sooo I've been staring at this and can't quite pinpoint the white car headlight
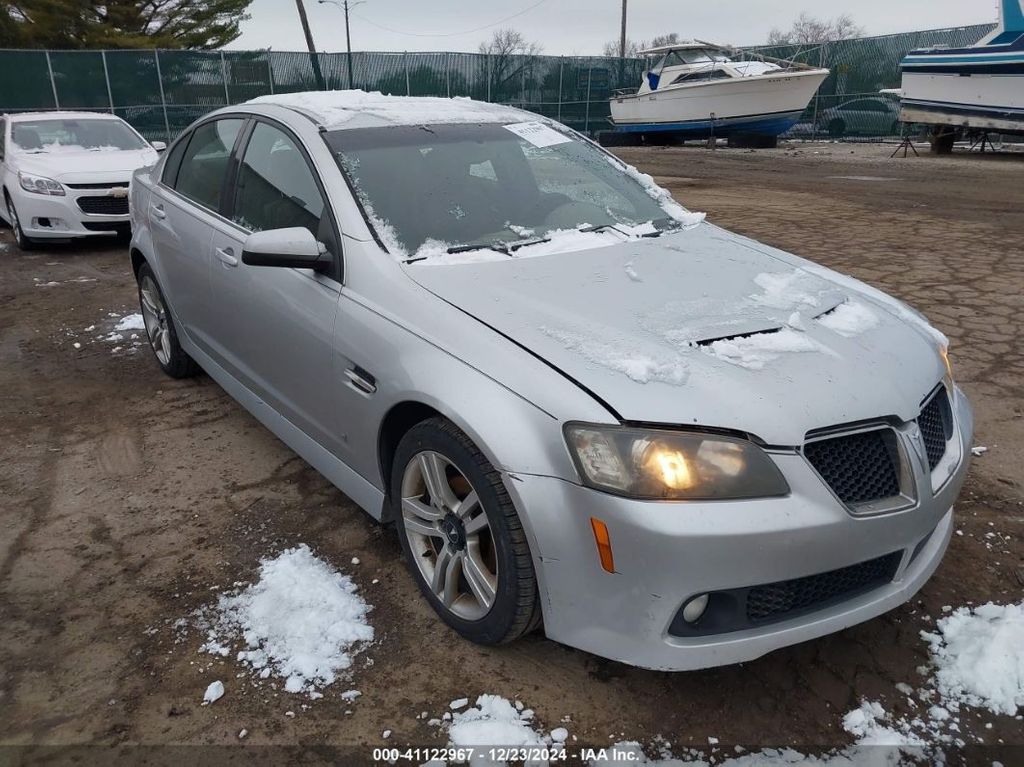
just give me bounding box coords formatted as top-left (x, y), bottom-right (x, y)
top-left (18, 171), bottom-right (65, 196)
top-left (565, 424), bottom-right (790, 501)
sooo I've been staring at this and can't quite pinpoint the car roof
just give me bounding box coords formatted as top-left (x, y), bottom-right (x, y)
top-left (5, 110), bottom-right (125, 122)
top-left (243, 90), bottom-right (534, 131)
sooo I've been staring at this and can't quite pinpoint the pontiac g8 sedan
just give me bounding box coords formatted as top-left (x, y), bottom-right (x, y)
top-left (127, 92), bottom-right (972, 671)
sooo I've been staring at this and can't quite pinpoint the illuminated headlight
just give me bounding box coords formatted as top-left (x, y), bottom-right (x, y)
top-left (565, 424), bottom-right (790, 500)
top-left (18, 172), bottom-right (65, 196)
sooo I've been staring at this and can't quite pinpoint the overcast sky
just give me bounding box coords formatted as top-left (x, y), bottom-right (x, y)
top-left (228, 0), bottom-right (1001, 54)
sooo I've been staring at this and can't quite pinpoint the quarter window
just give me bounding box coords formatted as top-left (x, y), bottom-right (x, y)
top-left (174, 118), bottom-right (243, 211)
top-left (232, 122), bottom-right (324, 235)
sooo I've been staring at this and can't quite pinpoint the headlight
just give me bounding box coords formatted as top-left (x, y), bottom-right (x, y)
top-left (18, 172), bottom-right (65, 196)
top-left (565, 424), bottom-right (790, 500)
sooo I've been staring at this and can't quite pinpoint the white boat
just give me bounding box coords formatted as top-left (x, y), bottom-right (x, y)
top-left (899, 0), bottom-right (1024, 137)
top-left (608, 41), bottom-right (829, 140)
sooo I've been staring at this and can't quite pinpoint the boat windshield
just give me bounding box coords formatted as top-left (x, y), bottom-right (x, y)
top-left (656, 49), bottom-right (730, 68)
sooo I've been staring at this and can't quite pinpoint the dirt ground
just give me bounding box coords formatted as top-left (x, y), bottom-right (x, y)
top-left (1, 142), bottom-right (1022, 759)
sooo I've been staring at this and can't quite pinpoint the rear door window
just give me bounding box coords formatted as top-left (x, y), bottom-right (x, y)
top-left (173, 118), bottom-right (243, 212)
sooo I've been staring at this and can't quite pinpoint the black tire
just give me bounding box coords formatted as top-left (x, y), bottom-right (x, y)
top-left (135, 261), bottom-right (200, 378)
top-left (391, 417), bottom-right (541, 645)
top-left (828, 118), bottom-right (846, 139)
top-left (5, 192), bottom-right (36, 250)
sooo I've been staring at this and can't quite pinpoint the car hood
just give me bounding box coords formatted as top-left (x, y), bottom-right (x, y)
top-left (13, 148), bottom-right (158, 182)
top-left (406, 224), bottom-right (946, 445)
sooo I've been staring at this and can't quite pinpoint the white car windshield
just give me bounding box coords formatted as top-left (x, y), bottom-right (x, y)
top-left (325, 122), bottom-right (691, 260)
top-left (11, 118), bottom-right (147, 153)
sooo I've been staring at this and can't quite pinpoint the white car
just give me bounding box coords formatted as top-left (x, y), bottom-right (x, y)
top-left (0, 111), bottom-right (164, 249)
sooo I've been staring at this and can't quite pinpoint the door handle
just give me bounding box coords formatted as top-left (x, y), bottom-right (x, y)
top-left (345, 367), bottom-right (377, 395)
top-left (150, 203), bottom-right (166, 220)
top-left (215, 246), bottom-right (238, 267)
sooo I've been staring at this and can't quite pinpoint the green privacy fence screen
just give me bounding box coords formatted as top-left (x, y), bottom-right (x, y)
top-left (0, 23), bottom-right (994, 142)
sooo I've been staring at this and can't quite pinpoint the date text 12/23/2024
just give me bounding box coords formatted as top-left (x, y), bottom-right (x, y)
top-left (373, 745), bottom-right (644, 762)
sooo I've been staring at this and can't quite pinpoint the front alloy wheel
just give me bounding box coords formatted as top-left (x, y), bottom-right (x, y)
top-left (391, 418), bottom-right (541, 644)
top-left (401, 450), bottom-right (498, 620)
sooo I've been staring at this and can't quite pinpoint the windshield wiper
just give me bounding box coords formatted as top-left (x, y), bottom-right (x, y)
top-left (444, 237), bottom-right (551, 256)
top-left (579, 223), bottom-right (626, 235)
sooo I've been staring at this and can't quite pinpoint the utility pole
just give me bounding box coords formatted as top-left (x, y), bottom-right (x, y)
top-left (320, 0), bottom-right (363, 90)
top-left (294, 0), bottom-right (326, 89)
top-left (619, 0), bottom-right (628, 59)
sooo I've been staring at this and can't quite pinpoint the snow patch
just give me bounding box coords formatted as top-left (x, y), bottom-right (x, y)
top-left (605, 155), bottom-right (706, 228)
top-left (445, 695), bottom-right (547, 750)
top-left (970, 446), bottom-right (988, 457)
top-left (541, 326), bottom-right (689, 386)
top-left (249, 90), bottom-right (523, 130)
top-left (842, 701), bottom-right (924, 748)
top-left (818, 301), bottom-right (880, 337)
top-left (922, 601), bottom-right (1024, 716)
top-left (202, 680), bottom-right (224, 705)
top-left (114, 313), bottom-right (145, 331)
top-left (198, 544), bottom-right (373, 694)
top-left (701, 328), bottom-right (826, 371)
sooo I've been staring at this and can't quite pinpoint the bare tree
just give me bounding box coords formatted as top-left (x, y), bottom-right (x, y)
top-left (479, 28), bottom-right (542, 101)
top-left (602, 32), bottom-right (680, 57)
top-left (767, 13), bottom-right (864, 45)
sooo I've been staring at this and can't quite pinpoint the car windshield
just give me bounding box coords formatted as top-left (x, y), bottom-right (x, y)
top-left (11, 118), bottom-right (147, 153)
top-left (325, 122), bottom-right (689, 260)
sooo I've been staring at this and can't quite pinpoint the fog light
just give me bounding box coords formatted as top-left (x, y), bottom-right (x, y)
top-left (682, 593), bottom-right (709, 623)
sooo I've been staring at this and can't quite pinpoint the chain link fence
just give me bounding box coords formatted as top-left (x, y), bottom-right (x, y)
top-left (0, 23), bottom-right (994, 143)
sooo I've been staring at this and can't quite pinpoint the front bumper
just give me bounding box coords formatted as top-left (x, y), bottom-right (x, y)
top-left (506, 385), bottom-right (973, 671)
top-left (12, 184), bottom-right (130, 239)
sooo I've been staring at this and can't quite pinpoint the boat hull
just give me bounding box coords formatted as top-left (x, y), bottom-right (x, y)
top-left (609, 69), bottom-right (829, 137)
top-left (900, 72), bottom-right (1024, 133)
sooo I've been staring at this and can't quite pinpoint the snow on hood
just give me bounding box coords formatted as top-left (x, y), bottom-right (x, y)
top-left (248, 90), bottom-right (526, 130)
top-left (407, 224), bottom-right (947, 445)
top-left (13, 147), bottom-right (158, 181)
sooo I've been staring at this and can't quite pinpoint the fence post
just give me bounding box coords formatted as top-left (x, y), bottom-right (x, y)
top-left (44, 50), bottom-right (60, 109)
top-left (220, 50), bottom-right (230, 104)
top-left (446, 52), bottom-right (451, 98)
top-left (486, 54), bottom-right (491, 102)
top-left (267, 56), bottom-right (275, 94)
top-left (404, 51), bottom-right (410, 95)
top-left (584, 63), bottom-right (593, 134)
top-left (811, 94), bottom-right (820, 141)
top-left (556, 56), bottom-right (563, 123)
top-left (153, 50), bottom-right (171, 143)
top-left (101, 50), bottom-right (115, 113)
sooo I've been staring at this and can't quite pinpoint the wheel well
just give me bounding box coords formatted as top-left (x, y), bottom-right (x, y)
top-left (377, 401), bottom-right (443, 521)
top-left (130, 248), bottom-right (146, 276)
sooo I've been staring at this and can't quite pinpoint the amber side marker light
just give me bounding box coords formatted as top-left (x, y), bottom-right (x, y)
top-left (590, 517), bottom-right (616, 573)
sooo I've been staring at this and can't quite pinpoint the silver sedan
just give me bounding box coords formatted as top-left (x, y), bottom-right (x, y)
top-left (128, 92), bottom-right (972, 671)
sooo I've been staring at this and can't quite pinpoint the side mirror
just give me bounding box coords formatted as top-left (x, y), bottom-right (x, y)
top-left (151, 140), bottom-right (167, 152)
top-left (241, 227), bottom-right (329, 272)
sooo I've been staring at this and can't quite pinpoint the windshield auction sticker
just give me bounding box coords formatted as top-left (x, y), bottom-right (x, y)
top-left (503, 121), bottom-right (573, 148)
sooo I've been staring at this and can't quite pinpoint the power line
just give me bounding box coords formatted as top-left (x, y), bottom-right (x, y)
top-left (351, 0), bottom-right (548, 38)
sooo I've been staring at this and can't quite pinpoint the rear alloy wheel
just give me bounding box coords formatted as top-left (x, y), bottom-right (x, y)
top-left (392, 418), bottom-right (541, 644)
top-left (6, 194), bottom-right (35, 251)
top-left (136, 262), bottom-right (199, 378)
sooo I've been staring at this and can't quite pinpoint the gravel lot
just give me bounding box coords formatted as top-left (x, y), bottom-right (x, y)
top-left (1, 142), bottom-right (1021, 758)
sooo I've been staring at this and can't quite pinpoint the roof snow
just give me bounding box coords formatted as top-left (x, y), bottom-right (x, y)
top-left (248, 90), bottom-right (527, 130)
